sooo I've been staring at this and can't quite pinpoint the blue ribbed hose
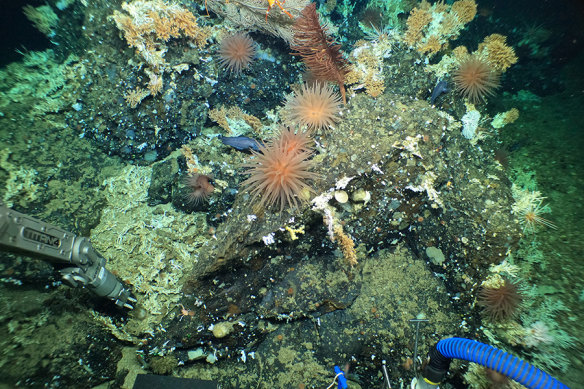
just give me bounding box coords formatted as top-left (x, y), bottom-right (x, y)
top-left (436, 338), bottom-right (570, 389)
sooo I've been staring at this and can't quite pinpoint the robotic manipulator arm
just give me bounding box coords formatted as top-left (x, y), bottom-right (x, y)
top-left (0, 201), bottom-right (135, 309)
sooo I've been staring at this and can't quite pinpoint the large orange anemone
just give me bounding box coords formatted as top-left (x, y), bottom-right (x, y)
top-left (241, 128), bottom-right (316, 211)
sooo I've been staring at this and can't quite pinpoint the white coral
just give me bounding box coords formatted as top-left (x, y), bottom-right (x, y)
top-left (461, 109), bottom-right (481, 139)
top-left (523, 321), bottom-right (554, 348)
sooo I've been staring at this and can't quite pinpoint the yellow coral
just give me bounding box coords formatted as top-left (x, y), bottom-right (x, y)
top-left (208, 106), bottom-right (233, 133)
top-left (345, 68), bottom-right (361, 85)
top-left (346, 37), bottom-right (390, 98)
top-left (172, 8), bottom-right (211, 48)
top-left (125, 87), bottom-right (150, 108)
top-left (491, 108), bottom-right (519, 129)
top-left (452, 45), bottom-right (469, 60)
top-left (150, 10), bottom-right (178, 41)
top-left (208, 105), bottom-right (263, 134)
top-left (418, 0), bottom-right (432, 11)
top-left (506, 108), bottom-right (519, 123)
top-left (365, 76), bottom-right (385, 98)
top-left (404, 7), bottom-right (432, 46)
top-left (404, 0), bottom-right (476, 57)
top-left (479, 34), bottom-right (518, 72)
top-left (451, 0), bottom-right (477, 24)
top-left (417, 35), bottom-right (443, 56)
top-left (433, 1), bottom-right (449, 14)
top-left (333, 225), bottom-right (358, 266)
top-left (482, 33), bottom-right (507, 45)
top-left (242, 114), bottom-right (264, 132)
top-left (112, 0), bottom-right (211, 106)
top-left (346, 64), bottom-right (385, 98)
top-left (439, 12), bottom-right (461, 37)
top-left (181, 145), bottom-right (198, 173)
top-left (285, 225), bottom-right (305, 240)
top-left (112, 0), bottom-right (210, 51)
top-left (146, 69), bottom-right (164, 95)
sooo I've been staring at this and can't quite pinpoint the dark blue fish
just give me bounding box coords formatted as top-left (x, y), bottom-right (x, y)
top-left (219, 135), bottom-right (262, 152)
top-left (430, 79), bottom-right (449, 105)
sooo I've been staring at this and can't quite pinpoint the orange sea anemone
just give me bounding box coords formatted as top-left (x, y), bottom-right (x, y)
top-left (283, 83), bottom-right (342, 131)
top-left (241, 130), bottom-right (317, 212)
top-left (218, 33), bottom-right (256, 74)
top-left (477, 279), bottom-right (523, 322)
top-left (184, 173), bottom-right (214, 204)
top-left (453, 55), bottom-right (500, 104)
top-left (274, 126), bottom-right (313, 155)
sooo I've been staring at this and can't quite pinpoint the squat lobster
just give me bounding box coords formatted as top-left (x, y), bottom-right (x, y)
top-left (178, 304), bottom-right (195, 321)
top-left (265, 0), bottom-right (294, 21)
top-left (205, 0), bottom-right (294, 22)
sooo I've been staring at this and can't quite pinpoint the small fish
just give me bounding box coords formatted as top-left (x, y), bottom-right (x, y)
top-left (219, 135), bottom-right (262, 152)
top-left (430, 79), bottom-right (449, 105)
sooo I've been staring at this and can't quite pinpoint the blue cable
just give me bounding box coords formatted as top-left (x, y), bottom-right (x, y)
top-left (436, 337), bottom-right (570, 389)
top-left (333, 365), bottom-right (348, 389)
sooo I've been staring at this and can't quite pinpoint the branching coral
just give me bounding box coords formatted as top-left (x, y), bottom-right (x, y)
top-left (345, 33), bottom-right (393, 98)
top-left (124, 87), bottom-right (151, 108)
top-left (491, 108), bottom-right (519, 129)
top-left (208, 105), bottom-right (263, 135)
top-left (206, 0), bottom-right (309, 43)
top-left (311, 186), bottom-right (359, 267)
top-left (112, 0), bottom-right (211, 105)
top-left (291, 3), bottom-right (350, 104)
top-left (112, 0), bottom-right (209, 65)
top-left (333, 225), bottom-right (358, 266)
top-left (403, 0), bottom-right (477, 57)
top-left (403, 7), bottom-right (432, 47)
top-left (478, 34), bottom-right (518, 72)
top-left (450, 0), bottom-right (477, 24)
